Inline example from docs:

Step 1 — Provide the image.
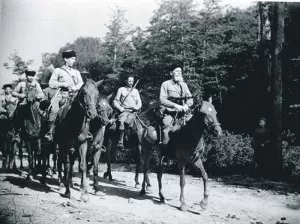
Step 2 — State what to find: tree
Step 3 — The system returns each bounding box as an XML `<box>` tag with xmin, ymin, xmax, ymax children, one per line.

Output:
<box><xmin>269</xmin><ymin>2</ymin><xmax>285</xmax><ymax>177</ymax></box>
<box><xmin>103</xmin><ymin>5</ymin><xmax>133</xmax><ymax>76</ymax></box>
<box><xmin>3</xmin><ymin>50</ymin><xmax>34</xmax><ymax>76</ymax></box>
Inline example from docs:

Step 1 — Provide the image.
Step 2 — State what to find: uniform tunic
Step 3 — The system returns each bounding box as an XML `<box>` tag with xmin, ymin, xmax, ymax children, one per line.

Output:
<box><xmin>113</xmin><ymin>87</ymin><xmax>142</xmax><ymax>130</ymax></box>
<box><xmin>13</xmin><ymin>80</ymin><xmax>44</xmax><ymax>105</ymax></box>
<box><xmin>159</xmin><ymin>79</ymin><xmax>193</xmax><ymax>127</ymax></box>
<box><xmin>0</xmin><ymin>94</ymin><xmax>17</xmax><ymax>115</ymax></box>
<box><xmin>48</xmin><ymin>66</ymin><xmax>84</xmax><ymax>122</ymax></box>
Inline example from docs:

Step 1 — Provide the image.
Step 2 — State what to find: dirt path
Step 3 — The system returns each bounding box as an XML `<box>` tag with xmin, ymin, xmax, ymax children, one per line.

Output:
<box><xmin>0</xmin><ymin>162</ymin><xmax>299</xmax><ymax>224</ymax></box>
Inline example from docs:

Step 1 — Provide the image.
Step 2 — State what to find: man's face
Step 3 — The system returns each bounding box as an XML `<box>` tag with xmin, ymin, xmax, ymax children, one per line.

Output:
<box><xmin>64</xmin><ymin>57</ymin><xmax>76</xmax><ymax>67</ymax></box>
<box><xmin>127</xmin><ymin>77</ymin><xmax>134</xmax><ymax>88</ymax></box>
<box><xmin>4</xmin><ymin>87</ymin><xmax>12</xmax><ymax>95</ymax></box>
<box><xmin>26</xmin><ymin>75</ymin><xmax>34</xmax><ymax>83</ymax></box>
<box><xmin>172</xmin><ymin>67</ymin><xmax>183</xmax><ymax>82</ymax></box>
<box><xmin>259</xmin><ymin>119</ymin><xmax>266</xmax><ymax>127</ymax></box>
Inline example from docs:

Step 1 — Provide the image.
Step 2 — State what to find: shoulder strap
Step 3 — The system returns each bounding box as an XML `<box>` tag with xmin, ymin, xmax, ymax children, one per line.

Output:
<box><xmin>60</xmin><ymin>67</ymin><xmax>78</xmax><ymax>85</ymax></box>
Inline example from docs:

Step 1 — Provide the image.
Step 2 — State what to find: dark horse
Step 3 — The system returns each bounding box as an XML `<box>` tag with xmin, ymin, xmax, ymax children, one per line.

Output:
<box><xmin>54</xmin><ymin>79</ymin><xmax>102</xmax><ymax>201</ymax></box>
<box><xmin>140</xmin><ymin>97</ymin><xmax>222</xmax><ymax>211</ymax></box>
<box><xmin>0</xmin><ymin>100</ymin><xmax>17</xmax><ymax>169</ymax></box>
<box><xmin>103</xmin><ymin>108</ymin><xmax>150</xmax><ymax>188</ymax></box>
<box><xmin>16</xmin><ymin>98</ymin><xmax>50</xmax><ymax>183</ymax></box>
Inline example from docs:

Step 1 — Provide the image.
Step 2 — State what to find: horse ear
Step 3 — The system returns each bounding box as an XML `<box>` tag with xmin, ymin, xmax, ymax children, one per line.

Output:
<box><xmin>95</xmin><ymin>79</ymin><xmax>104</xmax><ymax>87</ymax></box>
<box><xmin>107</xmin><ymin>93</ymin><xmax>113</xmax><ymax>102</ymax></box>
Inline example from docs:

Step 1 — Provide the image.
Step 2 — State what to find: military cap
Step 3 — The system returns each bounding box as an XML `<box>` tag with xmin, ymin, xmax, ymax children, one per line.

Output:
<box><xmin>2</xmin><ymin>83</ymin><xmax>13</xmax><ymax>89</ymax></box>
<box><xmin>169</xmin><ymin>60</ymin><xmax>184</xmax><ymax>72</ymax></box>
<box><xmin>62</xmin><ymin>50</ymin><xmax>76</xmax><ymax>59</ymax></box>
<box><xmin>25</xmin><ymin>69</ymin><xmax>36</xmax><ymax>76</ymax></box>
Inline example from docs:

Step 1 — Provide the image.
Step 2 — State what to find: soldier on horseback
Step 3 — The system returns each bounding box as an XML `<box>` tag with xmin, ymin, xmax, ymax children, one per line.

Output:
<box><xmin>159</xmin><ymin>64</ymin><xmax>193</xmax><ymax>146</ymax></box>
<box><xmin>113</xmin><ymin>75</ymin><xmax>142</xmax><ymax>149</ymax></box>
<box><xmin>44</xmin><ymin>50</ymin><xmax>84</xmax><ymax>141</ymax></box>
<box><xmin>0</xmin><ymin>84</ymin><xmax>18</xmax><ymax>117</ymax></box>
<box><xmin>12</xmin><ymin>69</ymin><xmax>45</xmax><ymax>143</ymax></box>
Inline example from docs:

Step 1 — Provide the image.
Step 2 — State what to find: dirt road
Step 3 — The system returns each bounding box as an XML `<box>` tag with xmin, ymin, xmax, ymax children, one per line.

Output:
<box><xmin>0</xmin><ymin>162</ymin><xmax>299</xmax><ymax>224</ymax></box>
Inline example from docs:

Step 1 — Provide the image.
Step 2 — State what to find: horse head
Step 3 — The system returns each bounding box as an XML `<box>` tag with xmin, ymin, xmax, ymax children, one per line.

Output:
<box><xmin>194</xmin><ymin>96</ymin><xmax>222</xmax><ymax>136</ymax></box>
<box><xmin>97</xmin><ymin>95</ymin><xmax>113</xmax><ymax>126</ymax></box>
<box><xmin>77</xmin><ymin>79</ymin><xmax>103</xmax><ymax>119</ymax></box>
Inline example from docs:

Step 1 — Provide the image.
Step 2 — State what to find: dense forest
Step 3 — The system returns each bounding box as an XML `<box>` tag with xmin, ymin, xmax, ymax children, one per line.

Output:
<box><xmin>4</xmin><ymin>0</ymin><xmax>300</xmax><ymax>180</ymax></box>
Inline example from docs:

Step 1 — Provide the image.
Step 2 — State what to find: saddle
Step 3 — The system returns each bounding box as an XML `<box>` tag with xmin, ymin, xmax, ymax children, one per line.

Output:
<box><xmin>124</xmin><ymin>112</ymin><xmax>136</xmax><ymax>128</ymax></box>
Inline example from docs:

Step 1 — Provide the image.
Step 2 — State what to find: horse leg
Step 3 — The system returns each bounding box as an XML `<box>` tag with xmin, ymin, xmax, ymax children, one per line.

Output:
<box><xmin>58</xmin><ymin>149</ymin><xmax>65</xmax><ymax>193</ymax></box>
<box><xmin>62</xmin><ymin>152</ymin><xmax>71</xmax><ymax>198</ymax></box>
<box><xmin>19</xmin><ymin>142</ymin><xmax>24</xmax><ymax>170</ymax></box>
<box><xmin>140</xmin><ymin>145</ymin><xmax>152</xmax><ymax>196</ymax></box>
<box><xmin>135</xmin><ymin>144</ymin><xmax>142</xmax><ymax>188</ymax></box>
<box><xmin>104</xmin><ymin>137</ymin><xmax>113</xmax><ymax>181</ymax></box>
<box><xmin>93</xmin><ymin>149</ymin><xmax>103</xmax><ymax>195</ymax></box>
<box><xmin>79</xmin><ymin>141</ymin><xmax>89</xmax><ymax>202</ymax></box>
<box><xmin>192</xmin><ymin>158</ymin><xmax>209</xmax><ymax>210</ymax></box>
<box><xmin>37</xmin><ymin>139</ymin><xmax>47</xmax><ymax>185</ymax></box>
<box><xmin>52</xmin><ymin>144</ymin><xmax>58</xmax><ymax>176</ymax></box>
<box><xmin>157</xmin><ymin>161</ymin><xmax>165</xmax><ymax>203</ymax></box>
<box><xmin>178</xmin><ymin>159</ymin><xmax>188</xmax><ymax>211</ymax></box>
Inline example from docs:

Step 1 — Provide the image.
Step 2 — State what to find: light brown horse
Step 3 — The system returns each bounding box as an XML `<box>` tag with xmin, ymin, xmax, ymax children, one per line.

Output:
<box><xmin>140</xmin><ymin>97</ymin><xmax>222</xmax><ymax>211</ymax></box>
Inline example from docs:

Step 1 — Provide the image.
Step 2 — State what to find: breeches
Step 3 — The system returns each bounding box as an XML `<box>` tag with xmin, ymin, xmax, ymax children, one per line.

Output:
<box><xmin>117</xmin><ymin>111</ymin><xmax>131</xmax><ymax>130</ymax></box>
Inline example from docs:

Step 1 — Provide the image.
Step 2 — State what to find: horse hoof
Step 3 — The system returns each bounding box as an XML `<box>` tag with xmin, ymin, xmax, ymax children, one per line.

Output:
<box><xmin>59</xmin><ymin>186</ymin><xmax>65</xmax><ymax>194</ymax></box>
<box><xmin>95</xmin><ymin>190</ymin><xmax>105</xmax><ymax>197</ymax></box>
<box><xmin>160</xmin><ymin>198</ymin><xmax>165</xmax><ymax>204</ymax></box>
<box><xmin>103</xmin><ymin>172</ymin><xmax>108</xmax><ymax>179</ymax></box>
<box><xmin>200</xmin><ymin>200</ymin><xmax>208</xmax><ymax>210</ymax></box>
<box><xmin>139</xmin><ymin>189</ymin><xmax>146</xmax><ymax>196</ymax></box>
<box><xmin>27</xmin><ymin>175</ymin><xmax>34</xmax><ymax>181</ymax></box>
<box><xmin>64</xmin><ymin>191</ymin><xmax>71</xmax><ymax>199</ymax></box>
<box><xmin>180</xmin><ymin>204</ymin><xmax>188</xmax><ymax>211</ymax></box>
<box><xmin>135</xmin><ymin>183</ymin><xmax>141</xmax><ymax>189</ymax></box>
<box><xmin>146</xmin><ymin>186</ymin><xmax>152</xmax><ymax>193</ymax></box>
<box><xmin>80</xmin><ymin>193</ymin><xmax>89</xmax><ymax>202</ymax></box>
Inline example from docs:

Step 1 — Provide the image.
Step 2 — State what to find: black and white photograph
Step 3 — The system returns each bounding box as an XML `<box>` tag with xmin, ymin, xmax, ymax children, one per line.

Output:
<box><xmin>0</xmin><ymin>0</ymin><xmax>299</xmax><ymax>223</ymax></box>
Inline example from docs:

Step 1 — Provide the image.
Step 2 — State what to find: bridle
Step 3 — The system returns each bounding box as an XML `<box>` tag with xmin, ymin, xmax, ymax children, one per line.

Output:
<box><xmin>75</xmin><ymin>81</ymin><xmax>98</xmax><ymax>118</ymax></box>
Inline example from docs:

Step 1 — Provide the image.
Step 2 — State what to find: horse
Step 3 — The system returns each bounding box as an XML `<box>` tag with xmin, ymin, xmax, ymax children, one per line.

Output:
<box><xmin>140</xmin><ymin>97</ymin><xmax>222</xmax><ymax>211</ymax></box>
<box><xmin>103</xmin><ymin>107</ymin><xmax>152</xmax><ymax>188</ymax></box>
<box><xmin>0</xmin><ymin>100</ymin><xmax>17</xmax><ymax>170</ymax></box>
<box><xmin>16</xmin><ymin>97</ymin><xmax>50</xmax><ymax>183</ymax></box>
<box><xmin>54</xmin><ymin>79</ymin><xmax>102</xmax><ymax>201</ymax></box>
<box><xmin>86</xmin><ymin>95</ymin><xmax>113</xmax><ymax>195</ymax></box>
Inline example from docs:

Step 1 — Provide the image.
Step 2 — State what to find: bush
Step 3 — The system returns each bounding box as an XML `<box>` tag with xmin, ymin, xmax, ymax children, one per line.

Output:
<box><xmin>282</xmin><ymin>141</ymin><xmax>300</xmax><ymax>182</ymax></box>
<box><xmin>203</xmin><ymin>131</ymin><xmax>254</xmax><ymax>175</ymax></box>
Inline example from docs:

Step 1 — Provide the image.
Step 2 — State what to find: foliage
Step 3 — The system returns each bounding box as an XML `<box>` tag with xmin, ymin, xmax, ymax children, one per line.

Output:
<box><xmin>3</xmin><ymin>50</ymin><xmax>34</xmax><ymax>76</ymax></box>
<box><xmin>203</xmin><ymin>131</ymin><xmax>254</xmax><ymax>174</ymax></box>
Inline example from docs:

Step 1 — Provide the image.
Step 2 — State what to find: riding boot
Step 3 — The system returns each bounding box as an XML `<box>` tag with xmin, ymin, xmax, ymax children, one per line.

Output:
<box><xmin>44</xmin><ymin>122</ymin><xmax>55</xmax><ymax>142</ymax></box>
<box><xmin>117</xmin><ymin>130</ymin><xmax>125</xmax><ymax>149</ymax></box>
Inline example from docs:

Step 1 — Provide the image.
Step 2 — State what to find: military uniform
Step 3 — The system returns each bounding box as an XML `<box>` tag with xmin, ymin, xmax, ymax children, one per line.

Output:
<box><xmin>0</xmin><ymin>94</ymin><xmax>18</xmax><ymax>117</ymax></box>
<box><xmin>159</xmin><ymin>79</ymin><xmax>193</xmax><ymax>145</ymax></box>
<box><xmin>113</xmin><ymin>86</ymin><xmax>142</xmax><ymax>148</ymax></box>
<box><xmin>12</xmin><ymin>76</ymin><xmax>45</xmax><ymax>142</ymax></box>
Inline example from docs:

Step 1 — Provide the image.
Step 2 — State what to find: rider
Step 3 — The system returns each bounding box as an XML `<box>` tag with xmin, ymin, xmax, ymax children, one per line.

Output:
<box><xmin>113</xmin><ymin>75</ymin><xmax>142</xmax><ymax>149</ymax></box>
<box><xmin>0</xmin><ymin>84</ymin><xmax>18</xmax><ymax>117</ymax></box>
<box><xmin>159</xmin><ymin>63</ymin><xmax>193</xmax><ymax>146</ymax></box>
<box><xmin>12</xmin><ymin>69</ymin><xmax>45</xmax><ymax>143</ymax></box>
<box><xmin>44</xmin><ymin>50</ymin><xmax>84</xmax><ymax>141</ymax></box>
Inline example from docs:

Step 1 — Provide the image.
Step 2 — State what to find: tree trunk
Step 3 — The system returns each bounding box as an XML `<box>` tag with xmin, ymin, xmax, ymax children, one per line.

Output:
<box><xmin>270</xmin><ymin>2</ymin><xmax>284</xmax><ymax>178</ymax></box>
